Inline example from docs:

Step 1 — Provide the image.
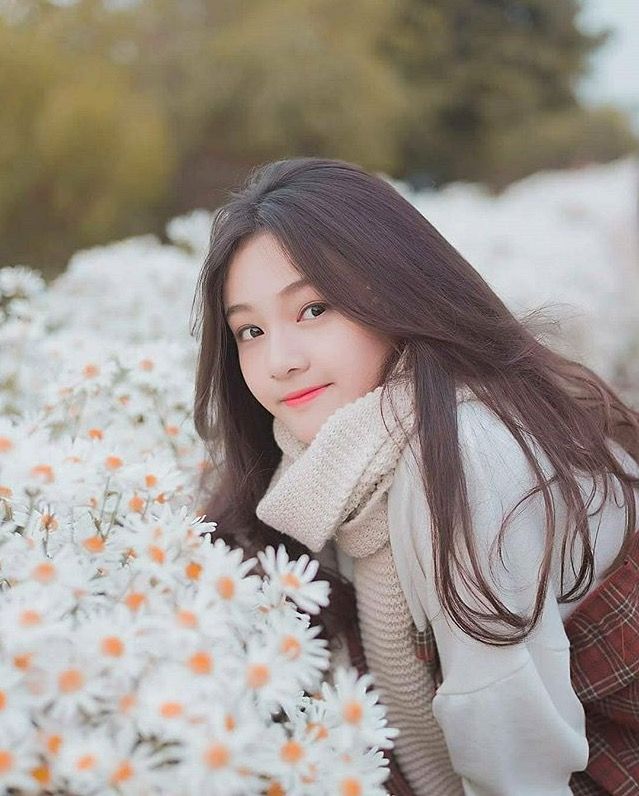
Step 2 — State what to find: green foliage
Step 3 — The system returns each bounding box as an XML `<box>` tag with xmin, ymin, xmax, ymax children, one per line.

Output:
<box><xmin>0</xmin><ymin>13</ymin><xmax>174</xmax><ymax>275</ymax></box>
<box><xmin>485</xmin><ymin>105</ymin><xmax>638</xmax><ymax>188</ymax></box>
<box><xmin>378</xmin><ymin>0</ymin><xmax>637</xmax><ymax>186</ymax></box>
<box><xmin>200</xmin><ymin>0</ymin><xmax>408</xmax><ymax>173</ymax></box>
<box><xmin>1</xmin><ymin>0</ymin><xmax>637</xmax><ymax>275</ymax></box>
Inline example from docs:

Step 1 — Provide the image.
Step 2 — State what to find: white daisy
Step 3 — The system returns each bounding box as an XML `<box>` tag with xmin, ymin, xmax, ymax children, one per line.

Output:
<box><xmin>242</xmin><ymin>635</ymin><xmax>298</xmax><ymax>721</ymax></box>
<box><xmin>323</xmin><ymin>745</ymin><xmax>392</xmax><ymax>796</ymax></box>
<box><xmin>175</xmin><ymin>701</ymin><xmax>265</xmax><ymax>796</ymax></box>
<box><xmin>98</xmin><ymin>721</ymin><xmax>173</xmax><ymax>796</ymax></box>
<box><xmin>195</xmin><ymin>537</ymin><xmax>262</xmax><ymax>626</ymax></box>
<box><xmin>257</xmin><ymin>544</ymin><xmax>330</xmax><ymax>615</ymax></box>
<box><xmin>56</xmin><ymin>351</ymin><xmax>120</xmax><ymax>395</ymax></box>
<box><xmin>0</xmin><ymin>580</ymin><xmax>74</xmax><ymax>654</ymax></box>
<box><xmin>74</xmin><ymin>602</ymin><xmax>151</xmax><ymax>680</ymax></box>
<box><xmin>5</xmin><ymin>543</ymin><xmax>94</xmax><ymax>600</ymax></box>
<box><xmin>113</xmin><ymin>504</ymin><xmax>216</xmax><ymax>586</ymax></box>
<box><xmin>49</xmin><ymin>726</ymin><xmax>116</xmax><ymax>795</ymax></box>
<box><xmin>321</xmin><ymin>667</ymin><xmax>400</xmax><ymax>752</ymax></box>
<box><xmin>0</xmin><ymin>662</ymin><xmax>33</xmax><ymax>737</ymax></box>
<box><xmin>0</xmin><ymin>723</ymin><xmax>41</xmax><ymax>794</ymax></box>
<box><xmin>29</xmin><ymin>636</ymin><xmax>110</xmax><ymax>723</ymax></box>
<box><xmin>264</xmin><ymin>607</ymin><xmax>330</xmax><ymax>693</ymax></box>
<box><xmin>133</xmin><ymin>661</ymin><xmax>206</xmax><ymax>741</ymax></box>
<box><xmin>250</xmin><ymin>717</ymin><xmax>326</xmax><ymax>794</ymax></box>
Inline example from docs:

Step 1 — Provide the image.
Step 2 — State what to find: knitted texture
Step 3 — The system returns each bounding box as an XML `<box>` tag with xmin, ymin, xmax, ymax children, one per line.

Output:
<box><xmin>256</xmin><ymin>377</ymin><xmax>464</xmax><ymax>796</ymax></box>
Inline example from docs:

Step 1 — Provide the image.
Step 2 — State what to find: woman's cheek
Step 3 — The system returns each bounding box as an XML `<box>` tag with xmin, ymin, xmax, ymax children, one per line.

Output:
<box><xmin>237</xmin><ymin>355</ymin><xmax>260</xmax><ymax>399</ymax></box>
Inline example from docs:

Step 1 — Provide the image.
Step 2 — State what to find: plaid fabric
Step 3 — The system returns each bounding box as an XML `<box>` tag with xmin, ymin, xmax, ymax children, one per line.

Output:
<box><xmin>564</xmin><ymin>530</ymin><xmax>639</xmax><ymax>796</ymax></box>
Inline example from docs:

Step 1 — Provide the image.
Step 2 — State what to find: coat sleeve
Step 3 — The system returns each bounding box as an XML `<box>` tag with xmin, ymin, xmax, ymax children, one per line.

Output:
<box><xmin>387</xmin><ymin>399</ymin><xmax>590</xmax><ymax>795</ymax></box>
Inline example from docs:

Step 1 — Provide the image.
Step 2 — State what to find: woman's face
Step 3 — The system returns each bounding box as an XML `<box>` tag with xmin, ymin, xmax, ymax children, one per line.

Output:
<box><xmin>223</xmin><ymin>231</ymin><xmax>395</xmax><ymax>444</ymax></box>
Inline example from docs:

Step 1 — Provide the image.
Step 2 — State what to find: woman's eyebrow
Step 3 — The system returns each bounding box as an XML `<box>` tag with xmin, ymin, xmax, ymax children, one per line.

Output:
<box><xmin>225</xmin><ymin>277</ymin><xmax>312</xmax><ymax>320</ymax></box>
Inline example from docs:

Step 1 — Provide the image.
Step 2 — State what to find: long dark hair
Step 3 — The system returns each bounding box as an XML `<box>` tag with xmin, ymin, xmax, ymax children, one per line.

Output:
<box><xmin>190</xmin><ymin>156</ymin><xmax>639</xmax><ymax>648</ymax></box>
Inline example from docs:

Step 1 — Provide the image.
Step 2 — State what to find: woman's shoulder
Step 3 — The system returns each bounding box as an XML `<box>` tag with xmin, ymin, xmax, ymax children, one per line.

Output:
<box><xmin>397</xmin><ymin>387</ymin><xmax>538</xmax><ymax>498</ymax></box>
<box><xmin>453</xmin><ymin>388</ymin><xmax>639</xmax><ymax>492</ymax></box>
<box><xmin>450</xmin><ymin>386</ymin><xmax>541</xmax><ymax>484</ymax></box>
<box><xmin>389</xmin><ymin>391</ymin><xmax>551</xmax><ymax>629</ymax></box>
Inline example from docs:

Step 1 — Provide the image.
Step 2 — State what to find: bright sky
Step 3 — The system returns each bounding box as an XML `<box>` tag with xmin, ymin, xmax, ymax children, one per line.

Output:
<box><xmin>576</xmin><ymin>0</ymin><xmax>639</xmax><ymax>132</ymax></box>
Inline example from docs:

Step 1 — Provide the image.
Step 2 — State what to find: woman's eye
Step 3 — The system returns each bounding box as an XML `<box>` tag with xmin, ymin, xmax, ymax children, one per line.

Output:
<box><xmin>235</xmin><ymin>326</ymin><xmax>262</xmax><ymax>342</ymax></box>
<box><xmin>236</xmin><ymin>326</ymin><xmax>262</xmax><ymax>342</ymax></box>
<box><xmin>300</xmin><ymin>302</ymin><xmax>327</xmax><ymax>321</ymax></box>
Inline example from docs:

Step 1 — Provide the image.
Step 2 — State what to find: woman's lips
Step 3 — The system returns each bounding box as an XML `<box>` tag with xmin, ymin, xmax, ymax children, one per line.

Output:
<box><xmin>283</xmin><ymin>384</ymin><xmax>330</xmax><ymax>407</ymax></box>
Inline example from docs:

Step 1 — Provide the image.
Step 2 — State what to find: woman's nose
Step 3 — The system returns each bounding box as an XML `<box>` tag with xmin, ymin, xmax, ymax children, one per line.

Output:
<box><xmin>267</xmin><ymin>334</ymin><xmax>310</xmax><ymax>380</ymax></box>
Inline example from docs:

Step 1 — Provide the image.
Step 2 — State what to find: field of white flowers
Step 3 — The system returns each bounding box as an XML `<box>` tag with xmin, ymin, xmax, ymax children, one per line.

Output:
<box><xmin>0</xmin><ymin>155</ymin><xmax>637</xmax><ymax>795</ymax></box>
<box><xmin>0</xmin><ymin>229</ymin><xmax>398</xmax><ymax>793</ymax></box>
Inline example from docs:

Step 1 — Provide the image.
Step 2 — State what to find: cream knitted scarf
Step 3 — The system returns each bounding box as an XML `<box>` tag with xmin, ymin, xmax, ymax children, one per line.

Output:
<box><xmin>256</xmin><ymin>373</ymin><xmax>417</xmax><ymax>557</ymax></box>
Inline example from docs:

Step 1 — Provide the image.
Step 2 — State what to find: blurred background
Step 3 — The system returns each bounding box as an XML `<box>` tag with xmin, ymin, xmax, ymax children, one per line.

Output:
<box><xmin>0</xmin><ymin>0</ymin><xmax>637</xmax><ymax>275</ymax></box>
<box><xmin>1</xmin><ymin>0</ymin><xmax>638</xmax><ymax>403</ymax></box>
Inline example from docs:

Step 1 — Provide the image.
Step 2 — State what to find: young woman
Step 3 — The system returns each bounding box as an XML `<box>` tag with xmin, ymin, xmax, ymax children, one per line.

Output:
<box><xmin>190</xmin><ymin>157</ymin><xmax>639</xmax><ymax>795</ymax></box>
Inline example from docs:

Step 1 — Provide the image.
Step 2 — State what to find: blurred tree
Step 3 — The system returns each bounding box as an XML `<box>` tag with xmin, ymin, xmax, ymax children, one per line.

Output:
<box><xmin>0</xmin><ymin>8</ymin><xmax>174</xmax><ymax>275</ymax></box>
<box><xmin>378</xmin><ymin>0</ymin><xmax>638</xmax><ymax>187</ymax></box>
<box><xmin>103</xmin><ymin>0</ymin><xmax>636</xmax><ymax>199</ymax></box>
<box><xmin>486</xmin><ymin>105</ymin><xmax>638</xmax><ymax>186</ymax></box>
<box><xmin>0</xmin><ymin>0</ymin><xmax>636</xmax><ymax>274</ymax></box>
<box><xmin>51</xmin><ymin>0</ymin><xmax>411</xmax><ymax>207</ymax></box>
<box><xmin>200</xmin><ymin>0</ymin><xmax>408</xmax><ymax>172</ymax></box>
